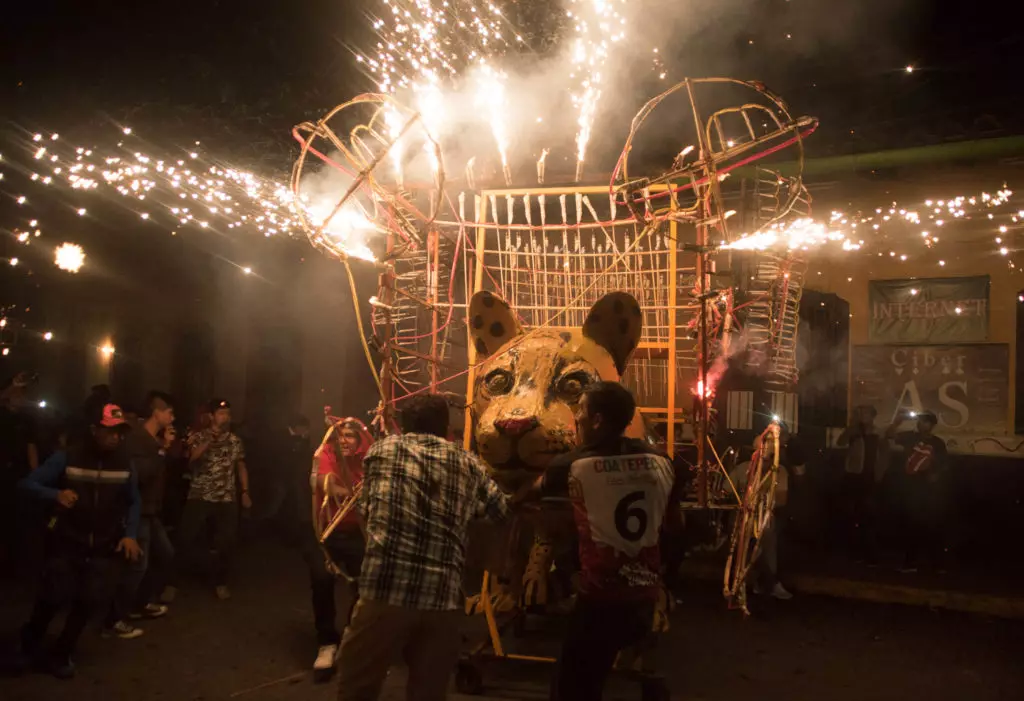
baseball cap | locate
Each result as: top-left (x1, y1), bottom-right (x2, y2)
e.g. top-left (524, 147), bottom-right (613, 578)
top-left (97, 403), bottom-right (129, 429)
top-left (208, 398), bottom-right (231, 413)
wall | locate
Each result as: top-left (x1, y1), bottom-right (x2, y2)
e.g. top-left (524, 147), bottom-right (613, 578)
top-left (805, 233), bottom-right (1022, 452)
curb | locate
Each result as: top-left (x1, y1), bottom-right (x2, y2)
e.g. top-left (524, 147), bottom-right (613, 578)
top-left (679, 561), bottom-right (1024, 620)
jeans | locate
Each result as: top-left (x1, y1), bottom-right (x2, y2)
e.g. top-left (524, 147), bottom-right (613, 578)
top-left (106, 517), bottom-right (176, 623)
top-left (177, 500), bottom-right (238, 586)
top-left (551, 597), bottom-right (655, 701)
top-left (304, 527), bottom-right (365, 645)
top-left (23, 550), bottom-right (122, 658)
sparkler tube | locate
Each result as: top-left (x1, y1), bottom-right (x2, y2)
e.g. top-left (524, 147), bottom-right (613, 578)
top-left (502, 163), bottom-right (512, 187)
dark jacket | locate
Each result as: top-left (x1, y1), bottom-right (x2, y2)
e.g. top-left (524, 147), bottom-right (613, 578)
top-left (127, 422), bottom-right (166, 516)
top-left (21, 444), bottom-right (140, 555)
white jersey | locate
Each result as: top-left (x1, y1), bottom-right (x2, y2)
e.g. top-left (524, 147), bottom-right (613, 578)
top-left (544, 438), bottom-right (677, 600)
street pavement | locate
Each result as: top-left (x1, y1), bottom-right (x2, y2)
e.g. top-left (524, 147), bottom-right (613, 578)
top-left (1, 540), bottom-right (1022, 701)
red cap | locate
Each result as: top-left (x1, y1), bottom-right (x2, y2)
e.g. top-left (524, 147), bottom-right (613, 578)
top-left (100, 403), bottom-right (128, 428)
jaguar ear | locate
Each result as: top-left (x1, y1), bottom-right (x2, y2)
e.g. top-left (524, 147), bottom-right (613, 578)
top-left (469, 291), bottom-right (522, 359)
top-left (582, 292), bottom-right (643, 375)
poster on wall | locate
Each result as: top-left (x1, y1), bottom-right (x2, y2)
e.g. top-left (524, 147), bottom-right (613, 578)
top-left (868, 276), bottom-right (989, 343)
top-left (850, 344), bottom-right (1008, 433)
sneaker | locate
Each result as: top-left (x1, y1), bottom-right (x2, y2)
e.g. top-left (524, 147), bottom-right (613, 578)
top-left (159, 586), bottom-right (177, 604)
top-left (47, 655), bottom-right (76, 679)
top-left (101, 620), bottom-right (144, 639)
top-left (129, 603), bottom-right (169, 620)
top-left (312, 644), bottom-right (340, 682)
top-left (771, 583), bottom-right (794, 600)
top-left (215, 585), bottom-right (231, 600)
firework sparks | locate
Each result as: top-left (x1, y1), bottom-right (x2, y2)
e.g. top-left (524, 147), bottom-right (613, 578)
top-left (568, 0), bottom-right (628, 182)
top-left (358, 0), bottom-right (514, 94)
top-left (383, 105), bottom-right (407, 188)
top-left (726, 218), bottom-right (853, 252)
top-left (55, 243), bottom-right (86, 273)
top-left (306, 200), bottom-right (377, 263)
top-left (475, 65), bottom-right (512, 185)
top-left (6, 127), bottom-right (313, 243)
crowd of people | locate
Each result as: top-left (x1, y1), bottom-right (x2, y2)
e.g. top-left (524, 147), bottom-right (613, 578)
top-left (1, 376), bottom-right (684, 701)
top-left (835, 405), bottom-right (950, 572)
top-left (0, 362), bottom-right (956, 698)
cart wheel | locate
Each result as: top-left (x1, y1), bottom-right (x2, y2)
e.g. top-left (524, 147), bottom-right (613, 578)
top-left (455, 661), bottom-right (484, 695)
top-left (641, 677), bottom-right (670, 701)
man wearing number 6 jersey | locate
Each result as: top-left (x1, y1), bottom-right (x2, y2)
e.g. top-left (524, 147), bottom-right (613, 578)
top-left (534, 381), bottom-right (680, 701)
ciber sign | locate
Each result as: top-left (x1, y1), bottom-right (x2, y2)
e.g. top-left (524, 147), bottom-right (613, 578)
top-left (851, 344), bottom-right (1009, 433)
top-left (868, 276), bottom-right (989, 344)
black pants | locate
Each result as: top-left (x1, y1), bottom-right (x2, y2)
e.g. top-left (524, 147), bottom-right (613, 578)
top-left (22, 550), bottom-right (122, 658)
top-left (894, 474), bottom-right (944, 567)
top-left (840, 472), bottom-right (877, 559)
top-left (305, 528), bottom-right (365, 646)
top-left (177, 500), bottom-right (238, 586)
top-left (552, 597), bottom-right (654, 701)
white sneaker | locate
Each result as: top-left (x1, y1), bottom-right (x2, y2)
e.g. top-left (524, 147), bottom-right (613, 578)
top-left (313, 644), bottom-right (340, 680)
top-left (771, 583), bottom-right (794, 600)
top-left (102, 620), bottom-right (144, 639)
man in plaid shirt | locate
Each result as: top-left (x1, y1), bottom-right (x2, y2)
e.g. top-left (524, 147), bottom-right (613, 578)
top-left (337, 394), bottom-right (515, 701)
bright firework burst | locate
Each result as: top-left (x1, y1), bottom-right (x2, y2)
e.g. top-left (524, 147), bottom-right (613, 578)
top-left (55, 243), bottom-right (86, 273)
top-left (474, 64), bottom-right (512, 185)
top-left (357, 1), bottom-right (518, 94)
top-left (725, 218), bottom-right (854, 252)
top-left (567, 0), bottom-right (628, 182)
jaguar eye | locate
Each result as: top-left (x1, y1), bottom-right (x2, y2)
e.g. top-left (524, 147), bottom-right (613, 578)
top-left (484, 369), bottom-right (513, 395)
top-left (557, 371), bottom-right (591, 399)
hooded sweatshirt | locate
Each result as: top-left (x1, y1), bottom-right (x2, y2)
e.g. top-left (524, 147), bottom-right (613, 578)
top-left (313, 418), bottom-right (373, 532)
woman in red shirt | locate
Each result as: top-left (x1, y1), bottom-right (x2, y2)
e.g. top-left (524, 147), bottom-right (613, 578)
top-left (309, 416), bottom-right (373, 681)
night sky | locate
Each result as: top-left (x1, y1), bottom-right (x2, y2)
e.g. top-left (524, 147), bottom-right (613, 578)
top-left (2, 1), bottom-right (1020, 158)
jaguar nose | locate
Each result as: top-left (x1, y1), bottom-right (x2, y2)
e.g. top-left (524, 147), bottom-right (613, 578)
top-left (494, 417), bottom-right (539, 437)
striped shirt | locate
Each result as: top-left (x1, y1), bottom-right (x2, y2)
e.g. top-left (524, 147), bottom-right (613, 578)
top-left (358, 433), bottom-right (511, 610)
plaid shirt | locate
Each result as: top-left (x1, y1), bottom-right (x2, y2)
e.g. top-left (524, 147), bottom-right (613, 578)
top-left (358, 433), bottom-right (511, 610)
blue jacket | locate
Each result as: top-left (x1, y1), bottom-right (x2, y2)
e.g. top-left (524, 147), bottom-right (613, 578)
top-left (21, 446), bottom-right (140, 554)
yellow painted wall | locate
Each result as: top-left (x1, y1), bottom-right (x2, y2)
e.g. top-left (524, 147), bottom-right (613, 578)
top-left (806, 238), bottom-right (1021, 432)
